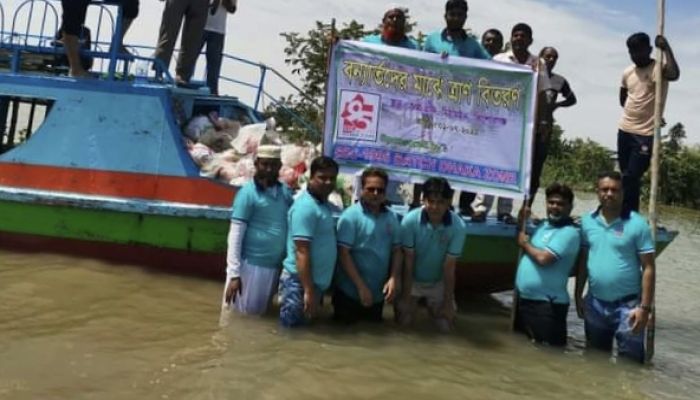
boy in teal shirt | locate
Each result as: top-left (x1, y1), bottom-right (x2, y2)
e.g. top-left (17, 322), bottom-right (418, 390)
top-left (398, 177), bottom-right (466, 332)
top-left (423, 0), bottom-right (490, 60)
top-left (279, 157), bottom-right (340, 327)
top-left (334, 168), bottom-right (402, 323)
top-left (514, 183), bottom-right (580, 346)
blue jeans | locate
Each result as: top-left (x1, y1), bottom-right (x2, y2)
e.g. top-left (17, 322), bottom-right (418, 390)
top-left (617, 130), bottom-right (653, 212)
top-left (197, 30), bottom-right (225, 95)
top-left (584, 294), bottom-right (645, 363)
top-left (278, 271), bottom-right (323, 328)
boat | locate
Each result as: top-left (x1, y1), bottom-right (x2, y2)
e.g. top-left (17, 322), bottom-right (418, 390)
top-left (0, 1), bottom-right (677, 293)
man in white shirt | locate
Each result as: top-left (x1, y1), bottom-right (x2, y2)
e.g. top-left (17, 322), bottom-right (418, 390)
top-left (197, 0), bottom-right (238, 95)
top-left (471, 23), bottom-right (549, 224)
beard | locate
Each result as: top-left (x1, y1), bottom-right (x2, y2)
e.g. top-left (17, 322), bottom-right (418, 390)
top-left (382, 25), bottom-right (405, 43)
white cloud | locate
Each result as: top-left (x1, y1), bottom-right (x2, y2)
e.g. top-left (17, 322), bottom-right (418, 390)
top-left (3, 0), bottom-right (698, 147)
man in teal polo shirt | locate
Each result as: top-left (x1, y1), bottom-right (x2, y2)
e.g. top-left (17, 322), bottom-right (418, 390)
top-left (362, 5), bottom-right (419, 50)
top-left (423, 0), bottom-right (490, 60)
top-left (514, 183), bottom-right (580, 346)
top-left (334, 167), bottom-right (402, 323)
top-left (422, 0), bottom-right (489, 216)
top-left (575, 171), bottom-right (656, 363)
top-left (397, 177), bottom-right (466, 332)
top-left (223, 145), bottom-right (293, 315)
top-left (279, 156), bottom-right (340, 327)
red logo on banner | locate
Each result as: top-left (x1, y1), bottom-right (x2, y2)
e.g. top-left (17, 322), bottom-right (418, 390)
top-left (341, 94), bottom-right (374, 132)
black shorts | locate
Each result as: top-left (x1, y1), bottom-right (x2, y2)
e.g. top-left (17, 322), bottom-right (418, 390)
top-left (332, 289), bottom-right (384, 324)
top-left (61, 0), bottom-right (90, 36)
top-left (119, 0), bottom-right (140, 20)
top-left (515, 297), bottom-right (569, 347)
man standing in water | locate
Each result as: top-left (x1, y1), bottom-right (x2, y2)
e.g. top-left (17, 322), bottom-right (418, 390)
top-left (514, 183), bottom-right (580, 346)
top-left (575, 171), bottom-right (656, 363)
top-left (422, 0), bottom-right (490, 216)
top-left (398, 177), bottom-right (466, 332)
top-left (617, 33), bottom-right (680, 212)
top-left (528, 47), bottom-right (577, 205)
top-left (334, 168), bottom-right (402, 323)
top-left (279, 157), bottom-right (339, 327)
top-left (223, 145), bottom-right (292, 315)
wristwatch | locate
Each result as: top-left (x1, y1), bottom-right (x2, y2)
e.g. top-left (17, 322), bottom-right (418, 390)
top-left (639, 304), bottom-right (652, 312)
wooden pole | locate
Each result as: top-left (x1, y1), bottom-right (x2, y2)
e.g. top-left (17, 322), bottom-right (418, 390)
top-left (646, 0), bottom-right (665, 364)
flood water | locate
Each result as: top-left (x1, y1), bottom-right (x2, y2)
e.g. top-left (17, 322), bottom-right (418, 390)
top-left (1, 195), bottom-right (698, 399)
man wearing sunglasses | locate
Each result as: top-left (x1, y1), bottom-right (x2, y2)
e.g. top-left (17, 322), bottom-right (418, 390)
top-left (333, 168), bottom-right (403, 323)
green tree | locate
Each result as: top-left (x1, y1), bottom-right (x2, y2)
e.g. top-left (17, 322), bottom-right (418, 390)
top-left (645, 123), bottom-right (700, 209)
top-left (542, 122), bottom-right (615, 191)
top-left (270, 18), bottom-right (421, 142)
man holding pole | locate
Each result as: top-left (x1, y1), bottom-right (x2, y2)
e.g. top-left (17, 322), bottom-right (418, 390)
top-left (617, 32), bottom-right (679, 212)
top-left (575, 171), bottom-right (656, 363)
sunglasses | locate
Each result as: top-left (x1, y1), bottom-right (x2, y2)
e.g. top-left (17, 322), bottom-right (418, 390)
top-left (364, 187), bottom-right (386, 194)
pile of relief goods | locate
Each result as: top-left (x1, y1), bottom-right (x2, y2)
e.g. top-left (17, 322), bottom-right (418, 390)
top-left (184, 113), bottom-right (348, 208)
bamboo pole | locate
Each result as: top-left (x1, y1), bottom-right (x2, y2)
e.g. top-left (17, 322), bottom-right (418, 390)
top-left (646, 0), bottom-right (665, 364)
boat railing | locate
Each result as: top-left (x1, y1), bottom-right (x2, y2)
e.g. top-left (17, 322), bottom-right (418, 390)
top-left (1, 0), bottom-right (323, 139)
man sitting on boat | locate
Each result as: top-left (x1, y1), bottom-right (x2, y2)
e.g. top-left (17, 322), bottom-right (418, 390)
top-left (575, 171), bottom-right (656, 363)
top-left (397, 177), bottom-right (466, 332)
top-left (279, 157), bottom-right (340, 327)
top-left (334, 167), bottom-right (402, 324)
top-left (514, 183), bottom-right (580, 347)
top-left (223, 145), bottom-right (293, 316)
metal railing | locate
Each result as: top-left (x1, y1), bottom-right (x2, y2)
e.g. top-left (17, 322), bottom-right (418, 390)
top-left (0, 0), bottom-right (323, 138)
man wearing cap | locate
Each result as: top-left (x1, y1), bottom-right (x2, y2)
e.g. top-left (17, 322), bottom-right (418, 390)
top-left (223, 145), bottom-right (293, 315)
top-left (363, 5), bottom-right (419, 50)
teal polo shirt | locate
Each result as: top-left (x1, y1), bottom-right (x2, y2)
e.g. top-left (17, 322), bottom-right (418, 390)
top-left (231, 180), bottom-right (293, 269)
top-left (581, 209), bottom-right (655, 302)
top-left (362, 34), bottom-right (420, 50)
top-left (400, 208), bottom-right (466, 284)
top-left (515, 221), bottom-right (581, 304)
top-left (423, 29), bottom-right (491, 60)
top-left (335, 202), bottom-right (402, 303)
top-left (282, 190), bottom-right (338, 291)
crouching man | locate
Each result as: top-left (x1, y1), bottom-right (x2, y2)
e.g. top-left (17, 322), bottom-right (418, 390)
top-left (397, 177), bottom-right (466, 332)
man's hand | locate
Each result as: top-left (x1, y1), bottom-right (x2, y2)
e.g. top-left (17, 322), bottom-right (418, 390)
top-left (575, 295), bottom-right (585, 319)
top-left (517, 231), bottom-right (530, 247)
top-left (303, 289), bottom-right (317, 318)
top-left (655, 35), bottom-right (670, 51)
top-left (358, 284), bottom-right (373, 307)
top-left (224, 278), bottom-right (241, 304)
top-left (383, 277), bottom-right (397, 303)
top-left (628, 307), bottom-right (650, 334)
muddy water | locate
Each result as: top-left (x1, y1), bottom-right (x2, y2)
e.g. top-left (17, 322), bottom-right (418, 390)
top-left (0, 197), bottom-right (698, 399)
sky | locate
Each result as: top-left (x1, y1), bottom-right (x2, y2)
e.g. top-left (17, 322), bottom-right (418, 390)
top-left (3, 0), bottom-right (698, 149)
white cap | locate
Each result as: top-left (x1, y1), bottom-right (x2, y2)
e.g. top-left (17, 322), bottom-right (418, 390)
top-left (256, 145), bottom-right (281, 159)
